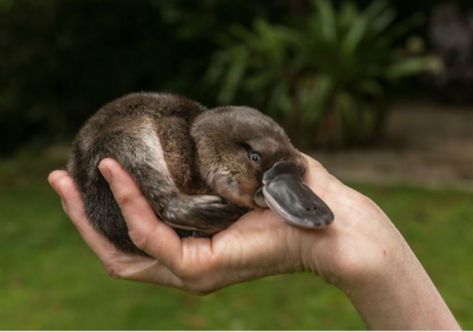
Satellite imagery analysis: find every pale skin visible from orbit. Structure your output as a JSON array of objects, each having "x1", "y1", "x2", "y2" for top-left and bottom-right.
[{"x1": 48, "y1": 155, "x2": 460, "y2": 330}]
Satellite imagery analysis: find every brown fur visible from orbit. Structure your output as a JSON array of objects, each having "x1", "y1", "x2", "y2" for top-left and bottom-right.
[{"x1": 68, "y1": 92, "x2": 305, "y2": 254}]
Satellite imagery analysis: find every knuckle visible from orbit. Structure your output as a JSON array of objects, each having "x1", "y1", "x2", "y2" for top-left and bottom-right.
[
  {"x1": 128, "y1": 229, "x2": 151, "y2": 253},
  {"x1": 175, "y1": 263, "x2": 213, "y2": 286},
  {"x1": 177, "y1": 260, "x2": 218, "y2": 283},
  {"x1": 114, "y1": 190, "x2": 134, "y2": 206},
  {"x1": 114, "y1": 186, "x2": 144, "y2": 208},
  {"x1": 175, "y1": 264, "x2": 200, "y2": 281}
]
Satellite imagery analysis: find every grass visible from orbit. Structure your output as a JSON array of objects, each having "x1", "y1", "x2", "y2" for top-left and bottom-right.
[{"x1": 0, "y1": 149, "x2": 472, "y2": 329}]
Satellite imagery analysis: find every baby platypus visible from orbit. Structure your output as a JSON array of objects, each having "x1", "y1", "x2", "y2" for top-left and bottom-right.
[{"x1": 68, "y1": 92, "x2": 334, "y2": 254}]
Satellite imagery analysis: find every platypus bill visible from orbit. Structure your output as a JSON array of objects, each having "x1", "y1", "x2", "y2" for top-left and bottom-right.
[{"x1": 68, "y1": 92, "x2": 334, "y2": 254}]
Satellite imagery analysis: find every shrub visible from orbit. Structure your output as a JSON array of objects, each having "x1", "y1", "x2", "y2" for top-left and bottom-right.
[{"x1": 206, "y1": 0, "x2": 439, "y2": 147}]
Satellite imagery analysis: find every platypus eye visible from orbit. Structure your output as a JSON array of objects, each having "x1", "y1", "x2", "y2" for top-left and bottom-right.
[{"x1": 249, "y1": 151, "x2": 261, "y2": 163}]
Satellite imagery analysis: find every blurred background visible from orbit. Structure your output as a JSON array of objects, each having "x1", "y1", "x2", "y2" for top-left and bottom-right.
[{"x1": 0, "y1": 0, "x2": 472, "y2": 329}]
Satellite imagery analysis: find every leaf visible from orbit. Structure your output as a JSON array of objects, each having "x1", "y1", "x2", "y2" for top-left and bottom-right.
[
  {"x1": 359, "y1": 0, "x2": 397, "y2": 42},
  {"x1": 363, "y1": 0, "x2": 390, "y2": 19},
  {"x1": 370, "y1": 7, "x2": 396, "y2": 36},
  {"x1": 341, "y1": 12, "x2": 368, "y2": 57},
  {"x1": 269, "y1": 82, "x2": 293, "y2": 116},
  {"x1": 217, "y1": 47, "x2": 249, "y2": 103},
  {"x1": 313, "y1": 0, "x2": 337, "y2": 42},
  {"x1": 385, "y1": 56, "x2": 435, "y2": 81},
  {"x1": 339, "y1": 2, "x2": 359, "y2": 32},
  {"x1": 335, "y1": 91, "x2": 357, "y2": 142},
  {"x1": 301, "y1": 75, "x2": 334, "y2": 123},
  {"x1": 204, "y1": 50, "x2": 230, "y2": 85},
  {"x1": 245, "y1": 71, "x2": 275, "y2": 91}
]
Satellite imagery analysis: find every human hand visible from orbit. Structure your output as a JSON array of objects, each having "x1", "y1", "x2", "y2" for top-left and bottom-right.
[
  {"x1": 48, "y1": 156, "x2": 388, "y2": 291},
  {"x1": 48, "y1": 155, "x2": 459, "y2": 329}
]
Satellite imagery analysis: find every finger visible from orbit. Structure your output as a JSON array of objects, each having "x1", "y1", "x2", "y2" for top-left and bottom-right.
[
  {"x1": 98, "y1": 158, "x2": 184, "y2": 270},
  {"x1": 48, "y1": 171, "x2": 72, "y2": 212},
  {"x1": 48, "y1": 170, "x2": 87, "y2": 222},
  {"x1": 48, "y1": 171, "x2": 189, "y2": 286},
  {"x1": 47, "y1": 172, "x2": 69, "y2": 212},
  {"x1": 48, "y1": 170, "x2": 133, "y2": 261},
  {"x1": 118, "y1": 258, "x2": 185, "y2": 288},
  {"x1": 103, "y1": 251, "x2": 184, "y2": 287}
]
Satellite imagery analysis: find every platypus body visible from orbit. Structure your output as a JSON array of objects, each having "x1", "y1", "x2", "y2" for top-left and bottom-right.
[{"x1": 68, "y1": 93, "x2": 333, "y2": 254}]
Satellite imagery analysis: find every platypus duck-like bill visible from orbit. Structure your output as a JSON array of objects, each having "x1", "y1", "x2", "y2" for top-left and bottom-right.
[{"x1": 255, "y1": 161, "x2": 334, "y2": 229}]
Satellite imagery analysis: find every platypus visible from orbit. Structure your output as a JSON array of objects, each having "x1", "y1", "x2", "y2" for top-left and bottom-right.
[{"x1": 68, "y1": 92, "x2": 334, "y2": 254}]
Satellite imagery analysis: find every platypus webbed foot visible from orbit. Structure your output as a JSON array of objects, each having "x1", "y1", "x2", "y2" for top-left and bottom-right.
[
  {"x1": 262, "y1": 161, "x2": 334, "y2": 229},
  {"x1": 162, "y1": 194, "x2": 249, "y2": 234}
]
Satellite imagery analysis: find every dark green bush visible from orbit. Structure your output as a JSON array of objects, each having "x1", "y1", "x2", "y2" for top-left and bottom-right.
[
  {"x1": 0, "y1": 0, "x2": 452, "y2": 154},
  {"x1": 206, "y1": 0, "x2": 439, "y2": 147}
]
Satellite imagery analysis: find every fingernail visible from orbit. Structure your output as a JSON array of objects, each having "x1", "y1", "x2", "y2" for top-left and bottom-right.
[
  {"x1": 48, "y1": 177, "x2": 61, "y2": 194},
  {"x1": 98, "y1": 159, "x2": 112, "y2": 180},
  {"x1": 47, "y1": 176, "x2": 70, "y2": 212},
  {"x1": 47, "y1": 171, "x2": 61, "y2": 188}
]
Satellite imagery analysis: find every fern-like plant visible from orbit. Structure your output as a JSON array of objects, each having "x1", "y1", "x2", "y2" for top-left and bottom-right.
[{"x1": 206, "y1": 0, "x2": 439, "y2": 147}]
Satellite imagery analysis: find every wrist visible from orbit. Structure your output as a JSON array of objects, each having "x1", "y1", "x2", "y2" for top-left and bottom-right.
[{"x1": 340, "y1": 242, "x2": 460, "y2": 330}]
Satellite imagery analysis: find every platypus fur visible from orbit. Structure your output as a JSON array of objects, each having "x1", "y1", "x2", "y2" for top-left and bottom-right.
[{"x1": 68, "y1": 92, "x2": 334, "y2": 254}]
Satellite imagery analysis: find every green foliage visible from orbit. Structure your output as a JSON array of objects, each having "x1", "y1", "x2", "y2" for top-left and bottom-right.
[
  {"x1": 207, "y1": 0, "x2": 438, "y2": 147},
  {"x1": 0, "y1": 0, "x2": 453, "y2": 154}
]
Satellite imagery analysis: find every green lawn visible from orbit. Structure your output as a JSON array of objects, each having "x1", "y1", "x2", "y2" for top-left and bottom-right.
[{"x1": 0, "y1": 152, "x2": 472, "y2": 329}]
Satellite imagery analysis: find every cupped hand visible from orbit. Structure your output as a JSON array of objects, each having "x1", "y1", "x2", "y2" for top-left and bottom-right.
[{"x1": 48, "y1": 155, "x2": 405, "y2": 295}]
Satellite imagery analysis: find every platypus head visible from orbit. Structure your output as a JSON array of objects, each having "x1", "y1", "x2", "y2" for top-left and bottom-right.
[{"x1": 191, "y1": 106, "x2": 334, "y2": 229}]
